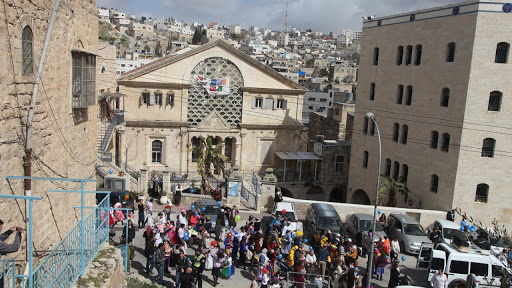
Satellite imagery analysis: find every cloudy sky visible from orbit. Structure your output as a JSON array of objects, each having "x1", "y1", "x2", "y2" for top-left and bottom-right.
[{"x1": 98, "y1": 0, "x2": 461, "y2": 33}]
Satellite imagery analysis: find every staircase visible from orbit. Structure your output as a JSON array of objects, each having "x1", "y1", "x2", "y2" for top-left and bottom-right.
[
  {"x1": 96, "y1": 154, "x2": 140, "y2": 191},
  {"x1": 99, "y1": 120, "x2": 115, "y2": 153}
]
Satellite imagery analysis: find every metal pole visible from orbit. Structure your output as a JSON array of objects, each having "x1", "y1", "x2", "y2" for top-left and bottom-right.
[
  {"x1": 366, "y1": 114, "x2": 382, "y2": 288},
  {"x1": 28, "y1": 199, "x2": 33, "y2": 288},
  {"x1": 125, "y1": 210, "x2": 129, "y2": 273},
  {"x1": 80, "y1": 181, "x2": 85, "y2": 276}
]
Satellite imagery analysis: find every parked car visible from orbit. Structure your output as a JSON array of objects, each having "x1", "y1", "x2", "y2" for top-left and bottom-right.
[
  {"x1": 427, "y1": 220, "x2": 468, "y2": 245},
  {"x1": 346, "y1": 213, "x2": 387, "y2": 250},
  {"x1": 469, "y1": 227, "x2": 511, "y2": 255},
  {"x1": 271, "y1": 202, "x2": 302, "y2": 232},
  {"x1": 306, "y1": 203, "x2": 342, "y2": 239},
  {"x1": 417, "y1": 242, "x2": 506, "y2": 288},
  {"x1": 385, "y1": 213, "x2": 431, "y2": 254},
  {"x1": 192, "y1": 199, "x2": 222, "y2": 228},
  {"x1": 96, "y1": 188, "x2": 134, "y2": 209}
]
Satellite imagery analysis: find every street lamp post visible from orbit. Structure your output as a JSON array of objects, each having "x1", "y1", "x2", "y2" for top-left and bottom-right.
[{"x1": 365, "y1": 112, "x2": 382, "y2": 288}]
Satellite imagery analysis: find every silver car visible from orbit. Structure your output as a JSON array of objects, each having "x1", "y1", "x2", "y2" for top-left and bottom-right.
[
  {"x1": 346, "y1": 213, "x2": 387, "y2": 241},
  {"x1": 192, "y1": 199, "x2": 221, "y2": 229},
  {"x1": 385, "y1": 213, "x2": 432, "y2": 254}
]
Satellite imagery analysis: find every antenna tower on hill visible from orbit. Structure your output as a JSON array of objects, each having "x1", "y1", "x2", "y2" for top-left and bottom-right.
[{"x1": 284, "y1": 0, "x2": 288, "y2": 32}]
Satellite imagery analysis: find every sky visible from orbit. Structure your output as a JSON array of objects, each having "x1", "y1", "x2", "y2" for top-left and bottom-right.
[{"x1": 97, "y1": 0, "x2": 462, "y2": 33}]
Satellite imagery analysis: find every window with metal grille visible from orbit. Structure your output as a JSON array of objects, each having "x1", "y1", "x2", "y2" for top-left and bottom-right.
[
  {"x1": 441, "y1": 88, "x2": 450, "y2": 107},
  {"x1": 481, "y1": 138, "x2": 495, "y2": 158},
  {"x1": 335, "y1": 155, "x2": 345, "y2": 172},
  {"x1": 167, "y1": 93, "x2": 175, "y2": 106},
  {"x1": 255, "y1": 98, "x2": 263, "y2": 108},
  {"x1": 495, "y1": 42, "x2": 509, "y2": 63},
  {"x1": 152, "y1": 140, "x2": 162, "y2": 163},
  {"x1": 402, "y1": 164, "x2": 409, "y2": 182},
  {"x1": 22, "y1": 26, "x2": 34, "y2": 75},
  {"x1": 363, "y1": 117, "x2": 369, "y2": 134},
  {"x1": 406, "y1": 85, "x2": 413, "y2": 106},
  {"x1": 393, "y1": 123, "x2": 399, "y2": 142},
  {"x1": 405, "y1": 45, "x2": 413, "y2": 65},
  {"x1": 396, "y1": 46, "x2": 404, "y2": 65},
  {"x1": 141, "y1": 92, "x2": 149, "y2": 104},
  {"x1": 441, "y1": 133, "x2": 450, "y2": 152},
  {"x1": 475, "y1": 184, "x2": 489, "y2": 203},
  {"x1": 154, "y1": 93, "x2": 163, "y2": 105},
  {"x1": 363, "y1": 151, "x2": 369, "y2": 168},
  {"x1": 191, "y1": 137, "x2": 200, "y2": 162},
  {"x1": 446, "y1": 42, "x2": 456, "y2": 62},
  {"x1": 373, "y1": 47, "x2": 379, "y2": 65},
  {"x1": 431, "y1": 174, "x2": 439, "y2": 193},
  {"x1": 72, "y1": 52, "x2": 96, "y2": 109},
  {"x1": 393, "y1": 161, "x2": 400, "y2": 180},
  {"x1": 397, "y1": 85, "x2": 404, "y2": 104},
  {"x1": 401, "y1": 125, "x2": 408, "y2": 144},
  {"x1": 488, "y1": 91, "x2": 502, "y2": 111},
  {"x1": 385, "y1": 158, "x2": 391, "y2": 177},
  {"x1": 370, "y1": 83, "x2": 376, "y2": 101},
  {"x1": 431, "y1": 131, "x2": 439, "y2": 149},
  {"x1": 415, "y1": 44, "x2": 422, "y2": 65}
]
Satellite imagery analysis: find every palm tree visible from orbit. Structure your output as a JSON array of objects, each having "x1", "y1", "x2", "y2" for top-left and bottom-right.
[
  {"x1": 378, "y1": 175, "x2": 410, "y2": 207},
  {"x1": 193, "y1": 136, "x2": 228, "y2": 195}
]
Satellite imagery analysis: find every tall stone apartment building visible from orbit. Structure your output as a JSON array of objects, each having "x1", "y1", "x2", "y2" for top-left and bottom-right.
[
  {"x1": 0, "y1": 0, "x2": 98, "y2": 257},
  {"x1": 116, "y1": 40, "x2": 306, "y2": 176},
  {"x1": 348, "y1": 0, "x2": 512, "y2": 228}
]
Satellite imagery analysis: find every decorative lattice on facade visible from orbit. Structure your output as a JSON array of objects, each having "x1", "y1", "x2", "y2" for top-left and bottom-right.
[{"x1": 188, "y1": 57, "x2": 244, "y2": 128}]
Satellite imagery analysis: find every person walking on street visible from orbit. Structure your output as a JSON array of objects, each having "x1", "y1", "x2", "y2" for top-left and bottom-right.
[
  {"x1": 181, "y1": 267, "x2": 196, "y2": 288},
  {"x1": 176, "y1": 250, "x2": 191, "y2": 288},
  {"x1": 145, "y1": 234, "x2": 156, "y2": 275},
  {"x1": 137, "y1": 199, "x2": 145, "y2": 228},
  {"x1": 466, "y1": 272, "x2": 479, "y2": 288},
  {"x1": 149, "y1": 243, "x2": 165, "y2": 285},
  {"x1": 211, "y1": 250, "x2": 226, "y2": 287},
  {"x1": 431, "y1": 269, "x2": 448, "y2": 288},
  {"x1": 146, "y1": 198, "x2": 154, "y2": 217},
  {"x1": 229, "y1": 205, "x2": 239, "y2": 229},
  {"x1": 390, "y1": 238, "x2": 400, "y2": 261},
  {"x1": 193, "y1": 249, "x2": 206, "y2": 288},
  {"x1": 388, "y1": 261, "x2": 401, "y2": 288},
  {"x1": 317, "y1": 246, "x2": 329, "y2": 279},
  {"x1": 215, "y1": 209, "x2": 225, "y2": 241}
]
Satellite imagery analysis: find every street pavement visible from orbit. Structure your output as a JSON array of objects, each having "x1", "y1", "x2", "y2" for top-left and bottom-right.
[{"x1": 111, "y1": 201, "x2": 430, "y2": 288}]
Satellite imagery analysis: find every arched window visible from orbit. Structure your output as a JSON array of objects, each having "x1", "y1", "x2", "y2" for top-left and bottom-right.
[
  {"x1": 393, "y1": 161, "x2": 400, "y2": 180},
  {"x1": 393, "y1": 123, "x2": 399, "y2": 142},
  {"x1": 441, "y1": 88, "x2": 450, "y2": 107},
  {"x1": 385, "y1": 158, "x2": 391, "y2": 177},
  {"x1": 446, "y1": 42, "x2": 456, "y2": 62},
  {"x1": 402, "y1": 164, "x2": 409, "y2": 182},
  {"x1": 414, "y1": 44, "x2": 422, "y2": 65},
  {"x1": 405, "y1": 45, "x2": 413, "y2": 65},
  {"x1": 101, "y1": 67, "x2": 106, "y2": 74},
  {"x1": 396, "y1": 46, "x2": 404, "y2": 65},
  {"x1": 495, "y1": 42, "x2": 509, "y2": 63},
  {"x1": 363, "y1": 117, "x2": 369, "y2": 134},
  {"x1": 369, "y1": 121, "x2": 375, "y2": 136},
  {"x1": 441, "y1": 133, "x2": 450, "y2": 152},
  {"x1": 475, "y1": 184, "x2": 489, "y2": 203},
  {"x1": 431, "y1": 131, "x2": 439, "y2": 149},
  {"x1": 401, "y1": 125, "x2": 408, "y2": 144},
  {"x1": 22, "y1": 26, "x2": 34, "y2": 75},
  {"x1": 488, "y1": 91, "x2": 502, "y2": 111},
  {"x1": 369, "y1": 82, "x2": 376, "y2": 101},
  {"x1": 373, "y1": 47, "x2": 379, "y2": 65},
  {"x1": 363, "y1": 151, "x2": 369, "y2": 168},
  {"x1": 397, "y1": 85, "x2": 404, "y2": 104},
  {"x1": 191, "y1": 137, "x2": 200, "y2": 162},
  {"x1": 151, "y1": 140, "x2": 162, "y2": 163},
  {"x1": 406, "y1": 85, "x2": 413, "y2": 106},
  {"x1": 481, "y1": 138, "x2": 496, "y2": 158},
  {"x1": 430, "y1": 174, "x2": 439, "y2": 193}
]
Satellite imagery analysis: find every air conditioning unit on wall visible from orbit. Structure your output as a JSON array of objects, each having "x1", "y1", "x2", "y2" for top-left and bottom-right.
[{"x1": 406, "y1": 196, "x2": 421, "y2": 209}]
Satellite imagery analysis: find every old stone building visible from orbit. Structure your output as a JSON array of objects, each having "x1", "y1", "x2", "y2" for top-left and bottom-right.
[
  {"x1": 0, "y1": 0, "x2": 98, "y2": 259},
  {"x1": 116, "y1": 40, "x2": 306, "y2": 185},
  {"x1": 348, "y1": 0, "x2": 512, "y2": 229}
]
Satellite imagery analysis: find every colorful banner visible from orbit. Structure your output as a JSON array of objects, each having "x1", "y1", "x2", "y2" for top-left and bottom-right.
[
  {"x1": 197, "y1": 76, "x2": 230, "y2": 96},
  {"x1": 228, "y1": 182, "x2": 239, "y2": 197}
]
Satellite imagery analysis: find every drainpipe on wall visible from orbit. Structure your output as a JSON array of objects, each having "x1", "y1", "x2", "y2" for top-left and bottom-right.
[{"x1": 23, "y1": 0, "x2": 62, "y2": 281}]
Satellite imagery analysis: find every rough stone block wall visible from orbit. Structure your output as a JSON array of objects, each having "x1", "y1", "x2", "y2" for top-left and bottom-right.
[
  {"x1": 307, "y1": 112, "x2": 341, "y2": 151},
  {"x1": 0, "y1": 0, "x2": 98, "y2": 264},
  {"x1": 345, "y1": 113, "x2": 354, "y2": 141}
]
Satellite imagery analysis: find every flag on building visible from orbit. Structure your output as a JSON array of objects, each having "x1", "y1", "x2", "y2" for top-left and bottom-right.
[{"x1": 197, "y1": 76, "x2": 230, "y2": 96}]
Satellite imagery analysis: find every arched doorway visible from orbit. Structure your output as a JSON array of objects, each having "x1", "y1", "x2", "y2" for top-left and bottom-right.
[
  {"x1": 351, "y1": 189, "x2": 371, "y2": 205},
  {"x1": 306, "y1": 186, "x2": 325, "y2": 201},
  {"x1": 280, "y1": 187, "x2": 294, "y2": 198},
  {"x1": 329, "y1": 185, "x2": 346, "y2": 203}
]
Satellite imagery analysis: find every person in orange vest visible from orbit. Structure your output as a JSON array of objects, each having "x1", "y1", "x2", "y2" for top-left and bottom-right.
[{"x1": 383, "y1": 236, "x2": 391, "y2": 255}]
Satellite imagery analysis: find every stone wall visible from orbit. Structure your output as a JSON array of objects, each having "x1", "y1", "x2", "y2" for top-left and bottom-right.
[
  {"x1": 0, "y1": 0, "x2": 98, "y2": 263},
  {"x1": 307, "y1": 112, "x2": 341, "y2": 151},
  {"x1": 75, "y1": 243, "x2": 127, "y2": 288}
]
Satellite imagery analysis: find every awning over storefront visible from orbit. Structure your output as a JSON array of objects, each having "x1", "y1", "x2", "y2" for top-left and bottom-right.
[{"x1": 275, "y1": 152, "x2": 322, "y2": 161}]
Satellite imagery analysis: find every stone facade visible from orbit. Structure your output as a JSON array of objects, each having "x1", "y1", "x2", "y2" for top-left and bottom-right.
[
  {"x1": 348, "y1": 0, "x2": 512, "y2": 229},
  {"x1": 0, "y1": 0, "x2": 98, "y2": 261}
]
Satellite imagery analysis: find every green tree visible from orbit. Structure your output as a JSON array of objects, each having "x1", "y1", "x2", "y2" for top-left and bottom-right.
[
  {"x1": 155, "y1": 41, "x2": 162, "y2": 57},
  {"x1": 120, "y1": 36, "x2": 129, "y2": 47},
  {"x1": 144, "y1": 44, "x2": 150, "y2": 53},
  {"x1": 192, "y1": 136, "x2": 228, "y2": 195},
  {"x1": 192, "y1": 27, "x2": 203, "y2": 45},
  {"x1": 378, "y1": 175, "x2": 410, "y2": 207}
]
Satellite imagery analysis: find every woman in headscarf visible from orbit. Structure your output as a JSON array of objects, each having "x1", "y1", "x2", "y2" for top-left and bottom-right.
[{"x1": 113, "y1": 202, "x2": 125, "y2": 225}]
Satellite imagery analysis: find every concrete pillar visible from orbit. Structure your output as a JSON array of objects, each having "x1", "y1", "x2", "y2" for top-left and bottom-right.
[
  {"x1": 179, "y1": 128, "x2": 188, "y2": 173},
  {"x1": 162, "y1": 164, "x2": 171, "y2": 196},
  {"x1": 239, "y1": 132, "x2": 246, "y2": 169},
  {"x1": 140, "y1": 162, "x2": 149, "y2": 195},
  {"x1": 227, "y1": 165, "x2": 242, "y2": 207},
  {"x1": 235, "y1": 143, "x2": 241, "y2": 167},
  {"x1": 259, "y1": 168, "x2": 277, "y2": 213}
]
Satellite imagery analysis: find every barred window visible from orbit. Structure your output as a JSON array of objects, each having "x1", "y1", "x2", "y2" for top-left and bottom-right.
[
  {"x1": 405, "y1": 45, "x2": 413, "y2": 65},
  {"x1": 397, "y1": 85, "x2": 404, "y2": 104},
  {"x1": 363, "y1": 117, "x2": 369, "y2": 134},
  {"x1": 488, "y1": 91, "x2": 502, "y2": 111},
  {"x1": 385, "y1": 158, "x2": 391, "y2": 177},
  {"x1": 370, "y1": 82, "x2": 376, "y2": 101},
  {"x1": 393, "y1": 161, "x2": 400, "y2": 180},
  {"x1": 406, "y1": 85, "x2": 413, "y2": 106},
  {"x1": 441, "y1": 133, "x2": 450, "y2": 152},
  {"x1": 396, "y1": 46, "x2": 404, "y2": 65},
  {"x1": 402, "y1": 164, "x2": 409, "y2": 182},
  {"x1": 481, "y1": 138, "x2": 495, "y2": 158},
  {"x1": 431, "y1": 131, "x2": 439, "y2": 149},
  {"x1": 415, "y1": 44, "x2": 422, "y2": 65},
  {"x1": 495, "y1": 42, "x2": 509, "y2": 64},
  {"x1": 475, "y1": 184, "x2": 489, "y2": 203},
  {"x1": 431, "y1": 174, "x2": 439, "y2": 193},
  {"x1": 335, "y1": 155, "x2": 345, "y2": 172},
  {"x1": 446, "y1": 42, "x2": 456, "y2": 62},
  {"x1": 401, "y1": 125, "x2": 408, "y2": 144},
  {"x1": 72, "y1": 52, "x2": 96, "y2": 109},
  {"x1": 191, "y1": 137, "x2": 200, "y2": 162},
  {"x1": 151, "y1": 140, "x2": 162, "y2": 163},
  {"x1": 22, "y1": 26, "x2": 34, "y2": 75},
  {"x1": 441, "y1": 88, "x2": 450, "y2": 107},
  {"x1": 373, "y1": 47, "x2": 379, "y2": 65},
  {"x1": 393, "y1": 123, "x2": 399, "y2": 142}
]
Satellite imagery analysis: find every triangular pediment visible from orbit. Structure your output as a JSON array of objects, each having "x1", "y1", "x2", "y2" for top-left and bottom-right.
[
  {"x1": 197, "y1": 111, "x2": 231, "y2": 129},
  {"x1": 118, "y1": 40, "x2": 306, "y2": 92}
]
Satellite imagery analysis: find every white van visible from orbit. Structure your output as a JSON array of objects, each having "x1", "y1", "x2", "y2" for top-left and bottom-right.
[{"x1": 417, "y1": 242, "x2": 507, "y2": 288}]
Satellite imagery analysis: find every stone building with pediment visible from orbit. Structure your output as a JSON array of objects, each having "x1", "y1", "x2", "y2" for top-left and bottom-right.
[{"x1": 116, "y1": 40, "x2": 307, "y2": 177}]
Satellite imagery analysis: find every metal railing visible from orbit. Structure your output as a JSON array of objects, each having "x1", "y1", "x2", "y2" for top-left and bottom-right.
[
  {"x1": 285, "y1": 271, "x2": 332, "y2": 288},
  {"x1": 31, "y1": 196, "x2": 110, "y2": 288},
  {"x1": 241, "y1": 181, "x2": 258, "y2": 210},
  {"x1": 114, "y1": 156, "x2": 140, "y2": 179},
  {"x1": 0, "y1": 259, "x2": 16, "y2": 288},
  {"x1": 117, "y1": 244, "x2": 128, "y2": 274}
]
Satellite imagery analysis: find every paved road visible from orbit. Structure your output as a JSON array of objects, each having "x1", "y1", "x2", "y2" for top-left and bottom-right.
[{"x1": 111, "y1": 202, "x2": 430, "y2": 288}]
